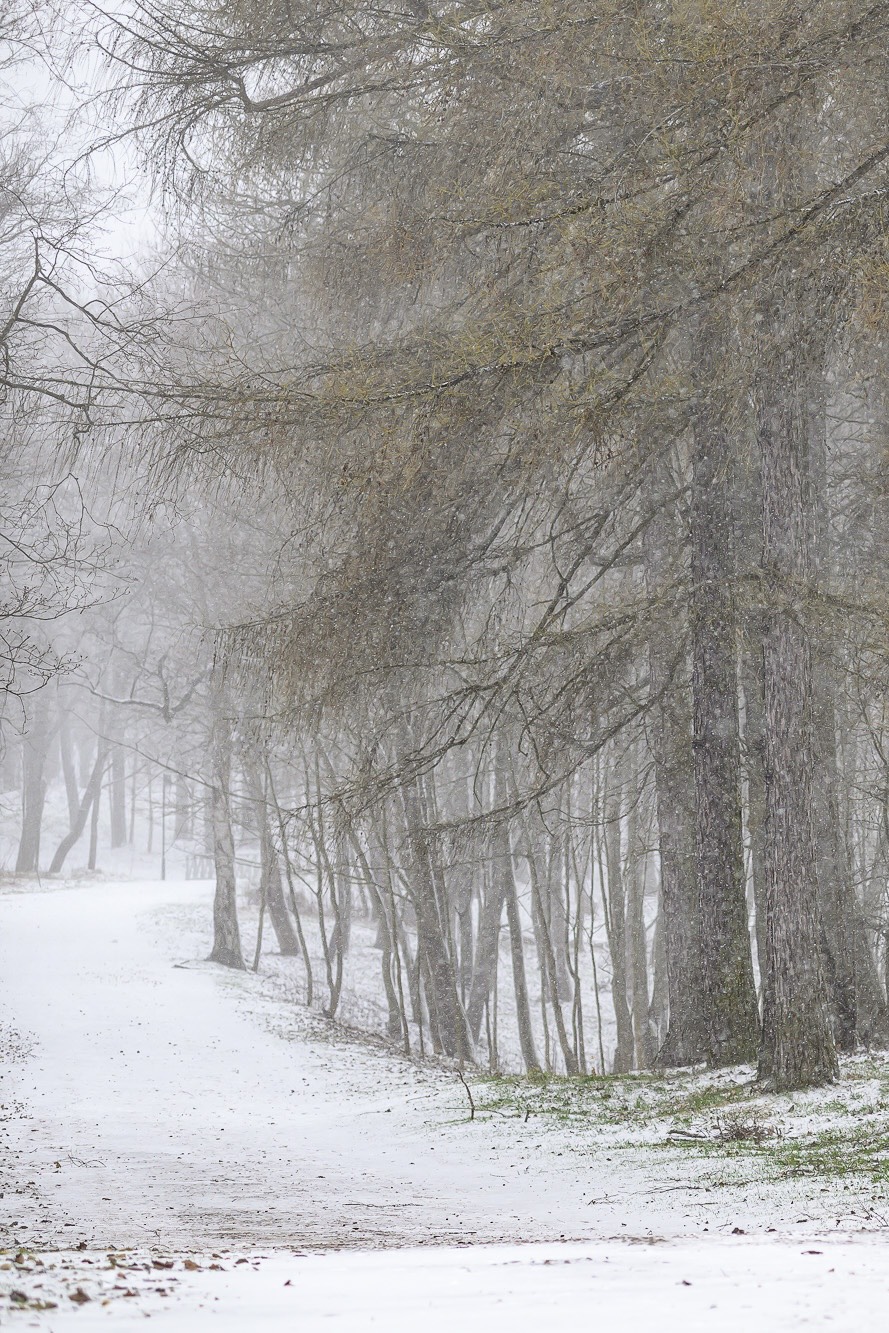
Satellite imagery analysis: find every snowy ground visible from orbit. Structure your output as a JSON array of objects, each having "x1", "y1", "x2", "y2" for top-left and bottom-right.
[{"x1": 1, "y1": 877, "x2": 888, "y2": 1328}]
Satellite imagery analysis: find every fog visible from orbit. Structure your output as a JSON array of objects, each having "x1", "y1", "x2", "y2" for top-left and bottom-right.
[{"x1": 2, "y1": 2, "x2": 889, "y2": 1326}]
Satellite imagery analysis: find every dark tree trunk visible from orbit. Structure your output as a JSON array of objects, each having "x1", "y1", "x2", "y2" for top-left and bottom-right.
[
  {"x1": 808, "y1": 381, "x2": 889, "y2": 1048},
  {"x1": 261, "y1": 817, "x2": 301, "y2": 956},
  {"x1": 525, "y1": 828, "x2": 576, "y2": 1075},
  {"x1": 626, "y1": 785, "x2": 656, "y2": 1070},
  {"x1": 690, "y1": 315, "x2": 760, "y2": 1065},
  {"x1": 466, "y1": 862, "x2": 504, "y2": 1044},
  {"x1": 503, "y1": 857, "x2": 542, "y2": 1074},
  {"x1": 401, "y1": 771, "x2": 473, "y2": 1061},
  {"x1": 493, "y1": 765, "x2": 540, "y2": 1072},
  {"x1": 267, "y1": 766, "x2": 315, "y2": 1006},
  {"x1": 350, "y1": 827, "x2": 404, "y2": 1041},
  {"x1": 603, "y1": 761, "x2": 635, "y2": 1073},
  {"x1": 740, "y1": 641, "x2": 769, "y2": 980},
  {"x1": 643, "y1": 447, "x2": 708, "y2": 1067},
  {"x1": 246, "y1": 760, "x2": 301, "y2": 956},
  {"x1": 756, "y1": 289, "x2": 837, "y2": 1090}
]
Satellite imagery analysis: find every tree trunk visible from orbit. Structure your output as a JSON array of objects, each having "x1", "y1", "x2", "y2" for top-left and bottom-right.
[
  {"x1": 690, "y1": 313, "x2": 760, "y2": 1065},
  {"x1": 246, "y1": 760, "x2": 301, "y2": 956},
  {"x1": 15, "y1": 691, "x2": 53, "y2": 874},
  {"x1": 48, "y1": 737, "x2": 108, "y2": 874},
  {"x1": 88, "y1": 759, "x2": 102, "y2": 870},
  {"x1": 756, "y1": 288, "x2": 837, "y2": 1090},
  {"x1": 109, "y1": 745, "x2": 128, "y2": 848},
  {"x1": 401, "y1": 770, "x2": 473, "y2": 1062},
  {"x1": 603, "y1": 758, "x2": 635, "y2": 1073},
  {"x1": 524, "y1": 806, "x2": 576, "y2": 1074},
  {"x1": 58, "y1": 707, "x2": 80, "y2": 831},
  {"x1": 492, "y1": 765, "x2": 540, "y2": 1072},
  {"x1": 207, "y1": 706, "x2": 245, "y2": 970},
  {"x1": 808, "y1": 379, "x2": 889, "y2": 1048},
  {"x1": 740, "y1": 640, "x2": 769, "y2": 981},
  {"x1": 643, "y1": 447, "x2": 708, "y2": 1067},
  {"x1": 267, "y1": 764, "x2": 315, "y2": 1005},
  {"x1": 466, "y1": 860, "x2": 505, "y2": 1044},
  {"x1": 626, "y1": 779, "x2": 656, "y2": 1069}
]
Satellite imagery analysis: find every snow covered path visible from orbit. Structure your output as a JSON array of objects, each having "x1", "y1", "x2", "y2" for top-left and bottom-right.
[
  {"x1": 0, "y1": 878, "x2": 602, "y2": 1251},
  {"x1": 4, "y1": 877, "x2": 672, "y2": 1253},
  {"x1": 1, "y1": 878, "x2": 888, "y2": 1329}
]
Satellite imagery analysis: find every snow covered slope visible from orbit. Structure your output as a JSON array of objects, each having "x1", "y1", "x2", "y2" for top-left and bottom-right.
[{"x1": 1, "y1": 878, "x2": 888, "y2": 1329}]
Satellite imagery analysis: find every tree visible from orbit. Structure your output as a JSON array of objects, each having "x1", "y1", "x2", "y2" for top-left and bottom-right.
[{"x1": 89, "y1": 0, "x2": 889, "y2": 1084}]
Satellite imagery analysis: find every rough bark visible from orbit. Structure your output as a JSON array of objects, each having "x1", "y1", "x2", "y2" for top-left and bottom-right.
[
  {"x1": 756, "y1": 289, "x2": 837, "y2": 1089},
  {"x1": 401, "y1": 771, "x2": 473, "y2": 1062},
  {"x1": 740, "y1": 640, "x2": 769, "y2": 980},
  {"x1": 690, "y1": 314, "x2": 760, "y2": 1066},
  {"x1": 603, "y1": 758, "x2": 634, "y2": 1073},
  {"x1": 643, "y1": 447, "x2": 708, "y2": 1067},
  {"x1": 808, "y1": 382, "x2": 889, "y2": 1047}
]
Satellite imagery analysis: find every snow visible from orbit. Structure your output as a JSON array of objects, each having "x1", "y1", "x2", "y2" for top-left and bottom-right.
[
  {"x1": 4, "y1": 1238, "x2": 889, "y2": 1331},
  {"x1": 1, "y1": 876, "x2": 888, "y2": 1329}
]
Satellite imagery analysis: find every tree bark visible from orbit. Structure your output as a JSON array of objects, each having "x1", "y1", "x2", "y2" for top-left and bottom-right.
[
  {"x1": 401, "y1": 770, "x2": 473, "y2": 1061},
  {"x1": 807, "y1": 379, "x2": 889, "y2": 1048},
  {"x1": 740, "y1": 640, "x2": 769, "y2": 981},
  {"x1": 643, "y1": 446, "x2": 708, "y2": 1067},
  {"x1": 493, "y1": 763, "x2": 540, "y2": 1072},
  {"x1": 756, "y1": 287, "x2": 837, "y2": 1089},
  {"x1": 466, "y1": 860, "x2": 505, "y2": 1044},
  {"x1": 690, "y1": 313, "x2": 760, "y2": 1065},
  {"x1": 626, "y1": 778, "x2": 656, "y2": 1069},
  {"x1": 602, "y1": 757, "x2": 635, "y2": 1073}
]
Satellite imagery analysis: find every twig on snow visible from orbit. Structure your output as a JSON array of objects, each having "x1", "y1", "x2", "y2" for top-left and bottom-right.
[{"x1": 457, "y1": 1070, "x2": 476, "y2": 1121}]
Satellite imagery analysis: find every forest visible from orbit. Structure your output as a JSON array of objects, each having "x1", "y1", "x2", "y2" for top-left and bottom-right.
[{"x1": 4, "y1": 0, "x2": 889, "y2": 1122}]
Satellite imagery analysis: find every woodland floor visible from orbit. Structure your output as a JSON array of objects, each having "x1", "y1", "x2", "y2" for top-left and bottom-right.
[{"x1": 0, "y1": 877, "x2": 888, "y2": 1329}]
